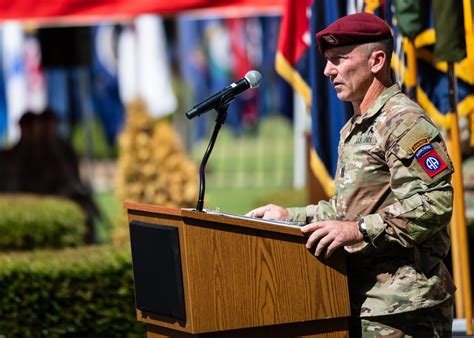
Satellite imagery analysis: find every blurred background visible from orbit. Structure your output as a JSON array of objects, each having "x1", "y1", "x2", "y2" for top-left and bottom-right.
[
  {"x1": 0, "y1": 0, "x2": 473, "y2": 336},
  {"x1": 0, "y1": 9, "x2": 303, "y2": 238}
]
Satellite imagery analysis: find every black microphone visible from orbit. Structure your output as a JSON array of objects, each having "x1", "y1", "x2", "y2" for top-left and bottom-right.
[{"x1": 185, "y1": 70, "x2": 262, "y2": 119}]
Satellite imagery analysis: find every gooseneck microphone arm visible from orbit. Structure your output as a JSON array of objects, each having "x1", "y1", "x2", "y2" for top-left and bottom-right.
[
  {"x1": 196, "y1": 104, "x2": 228, "y2": 211},
  {"x1": 189, "y1": 70, "x2": 262, "y2": 211}
]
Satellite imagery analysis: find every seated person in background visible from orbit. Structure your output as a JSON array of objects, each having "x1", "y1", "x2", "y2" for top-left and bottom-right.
[
  {"x1": 38, "y1": 107, "x2": 81, "y2": 195},
  {"x1": 7, "y1": 111, "x2": 43, "y2": 193},
  {"x1": 1, "y1": 109, "x2": 101, "y2": 244},
  {"x1": 37, "y1": 107, "x2": 101, "y2": 244}
]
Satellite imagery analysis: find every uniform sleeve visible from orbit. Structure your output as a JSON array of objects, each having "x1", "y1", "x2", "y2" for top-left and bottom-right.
[
  {"x1": 362, "y1": 117, "x2": 454, "y2": 248},
  {"x1": 286, "y1": 196, "x2": 337, "y2": 224}
]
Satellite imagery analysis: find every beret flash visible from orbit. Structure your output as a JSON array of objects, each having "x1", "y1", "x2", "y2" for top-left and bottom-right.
[{"x1": 316, "y1": 13, "x2": 392, "y2": 55}]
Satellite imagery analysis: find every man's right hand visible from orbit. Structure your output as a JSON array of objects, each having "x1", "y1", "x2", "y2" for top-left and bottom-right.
[{"x1": 245, "y1": 204, "x2": 289, "y2": 221}]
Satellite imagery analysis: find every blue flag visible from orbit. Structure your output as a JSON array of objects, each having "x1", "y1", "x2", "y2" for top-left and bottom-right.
[
  {"x1": 309, "y1": 0, "x2": 351, "y2": 196},
  {"x1": 176, "y1": 16, "x2": 211, "y2": 141},
  {"x1": 0, "y1": 29, "x2": 7, "y2": 147},
  {"x1": 91, "y1": 24, "x2": 124, "y2": 146}
]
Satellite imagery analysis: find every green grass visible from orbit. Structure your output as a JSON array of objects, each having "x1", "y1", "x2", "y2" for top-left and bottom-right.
[
  {"x1": 94, "y1": 191, "x2": 123, "y2": 242},
  {"x1": 94, "y1": 115, "x2": 309, "y2": 239},
  {"x1": 203, "y1": 186, "x2": 307, "y2": 215},
  {"x1": 192, "y1": 116, "x2": 294, "y2": 189},
  {"x1": 189, "y1": 115, "x2": 305, "y2": 214}
]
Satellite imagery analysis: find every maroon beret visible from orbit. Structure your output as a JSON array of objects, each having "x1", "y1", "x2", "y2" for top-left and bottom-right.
[{"x1": 316, "y1": 13, "x2": 392, "y2": 55}]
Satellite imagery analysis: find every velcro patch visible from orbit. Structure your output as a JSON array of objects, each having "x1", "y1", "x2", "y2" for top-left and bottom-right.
[{"x1": 415, "y1": 144, "x2": 447, "y2": 177}]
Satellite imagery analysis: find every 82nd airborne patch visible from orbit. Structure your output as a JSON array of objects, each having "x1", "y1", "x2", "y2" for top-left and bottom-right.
[{"x1": 414, "y1": 144, "x2": 447, "y2": 177}]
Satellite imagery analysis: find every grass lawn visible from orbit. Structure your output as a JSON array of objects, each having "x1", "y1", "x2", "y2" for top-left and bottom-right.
[
  {"x1": 203, "y1": 186, "x2": 307, "y2": 215},
  {"x1": 93, "y1": 115, "x2": 309, "y2": 239}
]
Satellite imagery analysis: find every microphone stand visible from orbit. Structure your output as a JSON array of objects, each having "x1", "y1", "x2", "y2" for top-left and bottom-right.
[{"x1": 196, "y1": 104, "x2": 228, "y2": 211}]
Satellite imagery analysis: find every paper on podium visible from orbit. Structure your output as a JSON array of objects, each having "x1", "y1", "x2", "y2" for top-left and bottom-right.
[{"x1": 202, "y1": 209, "x2": 305, "y2": 228}]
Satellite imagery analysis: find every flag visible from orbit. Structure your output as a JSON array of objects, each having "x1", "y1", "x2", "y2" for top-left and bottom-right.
[
  {"x1": 275, "y1": 0, "x2": 312, "y2": 106},
  {"x1": 117, "y1": 25, "x2": 136, "y2": 105},
  {"x1": 39, "y1": 26, "x2": 94, "y2": 135},
  {"x1": 276, "y1": 0, "x2": 351, "y2": 197},
  {"x1": 117, "y1": 16, "x2": 177, "y2": 119},
  {"x1": 260, "y1": 15, "x2": 286, "y2": 119},
  {"x1": 23, "y1": 34, "x2": 46, "y2": 113},
  {"x1": 203, "y1": 18, "x2": 236, "y2": 131},
  {"x1": 136, "y1": 15, "x2": 177, "y2": 118},
  {"x1": 2, "y1": 21, "x2": 27, "y2": 144},
  {"x1": 176, "y1": 15, "x2": 210, "y2": 141},
  {"x1": 91, "y1": 24, "x2": 125, "y2": 146},
  {"x1": 391, "y1": 0, "x2": 474, "y2": 130},
  {"x1": 0, "y1": 28, "x2": 7, "y2": 147},
  {"x1": 177, "y1": 15, "x2": 265, "y2": 138},
  {"x1": 309, "y1": 1, "x2": 352, "y2": 197},
  {"x1": 227, "y1": 16, "x2": 261, "y2": 132}
]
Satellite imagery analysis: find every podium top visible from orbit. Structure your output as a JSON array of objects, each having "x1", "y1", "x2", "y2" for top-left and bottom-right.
[{"x1": 124, "y1": 201, "x2": 306, "y2": 237}]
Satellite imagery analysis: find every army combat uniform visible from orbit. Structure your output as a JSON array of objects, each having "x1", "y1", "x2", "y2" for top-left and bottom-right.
[{"x1": 287, "y1": 84, "x2": 455, "y2": 336}]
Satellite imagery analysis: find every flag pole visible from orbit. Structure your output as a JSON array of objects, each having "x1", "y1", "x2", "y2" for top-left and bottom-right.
[
  {"x1": 403, "y1": 38, "x2": 417, "y2": 101},
  {"x1": 447, "y1": 62, "x2": 473, "y2": 334}
]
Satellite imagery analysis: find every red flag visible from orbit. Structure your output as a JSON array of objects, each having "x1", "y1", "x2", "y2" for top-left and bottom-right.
[{"x1": 275, "y1": 0, "x2": 312, "y2": 105}]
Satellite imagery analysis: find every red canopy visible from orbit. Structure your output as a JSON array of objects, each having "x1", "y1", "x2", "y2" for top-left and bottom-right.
[{"x1": 0, "y1": 0, "x2": 284, "y2": 22}]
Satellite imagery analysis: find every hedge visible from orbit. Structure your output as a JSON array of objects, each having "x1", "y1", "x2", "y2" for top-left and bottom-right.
[
  {"x1": 0, "y1": 244, "x2": 145, "y2": 337},
  {"x1": 0, "y1": 194, "x2": 86, "y2": 250}
]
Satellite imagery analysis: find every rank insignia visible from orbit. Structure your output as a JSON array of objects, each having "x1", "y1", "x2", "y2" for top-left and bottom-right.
[{"x1": 414, "y1": 144, "x2": 447, "y2": 177}]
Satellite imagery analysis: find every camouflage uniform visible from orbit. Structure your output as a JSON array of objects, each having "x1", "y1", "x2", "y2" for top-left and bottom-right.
[
  {"x1": 287, "y1": 85, "x2": 455, "y2": 325},
  {"x1": 358, "y1": 299, "x2": 453, "y2": 337}
]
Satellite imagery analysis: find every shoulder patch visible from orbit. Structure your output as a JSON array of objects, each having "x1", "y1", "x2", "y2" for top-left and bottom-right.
[
  {"x1": 397, "y1": 118, "x2": 440, "y2": 156},
  {"x1": 415, "y1": 144, "x2": 447, "y2": 177},
  {"x1": 411, "y1": 137, "x2": 429, "y2": 152}
]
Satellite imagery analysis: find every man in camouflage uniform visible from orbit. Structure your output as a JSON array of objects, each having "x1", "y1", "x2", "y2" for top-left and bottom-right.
[{"x1": 248, "y1": 13, "x2": 455, "y2": 337}]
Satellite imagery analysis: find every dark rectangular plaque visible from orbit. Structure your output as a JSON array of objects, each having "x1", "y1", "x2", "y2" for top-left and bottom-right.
[{"x1": 129, "y1": 220, "x2": 185, "y2": 321}]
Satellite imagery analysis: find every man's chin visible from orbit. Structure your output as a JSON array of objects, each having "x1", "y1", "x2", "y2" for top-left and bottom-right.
[{"x1": 335, "y1": 92, "x2": 348, "y2": 101}]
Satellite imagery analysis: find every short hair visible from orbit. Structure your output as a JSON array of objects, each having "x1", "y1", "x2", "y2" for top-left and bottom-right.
[
  {"x1": 362, "y1": 37, "x2": 393, "y2": 66},
  {"x1": 40, "y1": 107, "x2": 59, "y2": 123},
  {"x1": 19, "y1": 111, "x2": 37, "y2": 127}
]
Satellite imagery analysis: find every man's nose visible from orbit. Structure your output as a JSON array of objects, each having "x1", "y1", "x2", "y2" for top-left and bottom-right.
[{"x1": 323, "y1": 61, "x2": 336, "y2": 77}]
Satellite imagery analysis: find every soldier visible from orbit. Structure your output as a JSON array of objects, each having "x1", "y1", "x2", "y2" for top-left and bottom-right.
[{"x1": 248, "y1": 13, "x2": 455, "y2": 337}]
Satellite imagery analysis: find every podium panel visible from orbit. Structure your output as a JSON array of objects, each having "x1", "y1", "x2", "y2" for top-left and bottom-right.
[
  {"x1": 125, "y1": 202, "x2": 350, "y2": 338},
  {"x1": 129, "y1": 220, "x2": 185, "y2": 321}
]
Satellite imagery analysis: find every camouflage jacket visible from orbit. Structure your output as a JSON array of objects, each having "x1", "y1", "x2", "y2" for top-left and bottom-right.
[{"x1": 287, "y1": 84, "x2": 455, "y2": 317}]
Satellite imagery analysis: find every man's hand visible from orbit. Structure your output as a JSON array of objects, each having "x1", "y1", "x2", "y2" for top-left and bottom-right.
[
  {"x1": 246, "y1": 204, "x2": 289, "y2": 221},
  {"x1": 301, "y1": 221, "x2": 364, "y2": 258}
]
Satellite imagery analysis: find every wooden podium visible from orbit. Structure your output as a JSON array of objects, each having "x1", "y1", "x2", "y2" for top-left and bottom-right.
[{"x1": 125, "y1": 202, "x2": 350, "y2": 338}]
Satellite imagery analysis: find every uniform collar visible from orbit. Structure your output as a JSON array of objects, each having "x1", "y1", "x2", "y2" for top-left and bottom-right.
[
  {"x1": 340, "y1": 83, "x2": 401, "y2": 138},
  {"x1": 354, "y1": 83, "x2": 400, "y2": 124}
]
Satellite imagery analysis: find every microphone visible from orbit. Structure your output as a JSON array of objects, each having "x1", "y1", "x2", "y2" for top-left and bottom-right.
[{"x1": 185, "y1": 70, "x2": 262, "y2": 119}]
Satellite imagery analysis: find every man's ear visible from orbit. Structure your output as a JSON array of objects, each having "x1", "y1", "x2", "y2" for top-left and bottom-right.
[{"x1": 369, "y1": 50, "x2": 386, "y2": 74}]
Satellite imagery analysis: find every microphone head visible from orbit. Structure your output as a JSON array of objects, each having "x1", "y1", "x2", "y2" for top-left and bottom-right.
[{"x1": 244, "y1": 70, "x2": 262, "y2": 88}]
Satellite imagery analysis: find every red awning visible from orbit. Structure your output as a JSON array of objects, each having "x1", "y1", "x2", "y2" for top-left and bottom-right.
[{"x1": 0, "y1": 0, "x2": 284, "y2": 22}]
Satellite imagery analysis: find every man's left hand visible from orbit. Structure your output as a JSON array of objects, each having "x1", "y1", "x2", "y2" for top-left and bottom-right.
[{"x1": 301, "y1": 221, "x2": 364, "y2": 258}]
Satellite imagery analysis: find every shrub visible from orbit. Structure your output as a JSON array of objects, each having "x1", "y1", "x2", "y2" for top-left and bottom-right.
[
  {"x1": 0, "y1": 194, "x2": 86, "y2": 250},
  {"x1": 0, "y1": 244, "x2": 145, "y2": 337}
]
